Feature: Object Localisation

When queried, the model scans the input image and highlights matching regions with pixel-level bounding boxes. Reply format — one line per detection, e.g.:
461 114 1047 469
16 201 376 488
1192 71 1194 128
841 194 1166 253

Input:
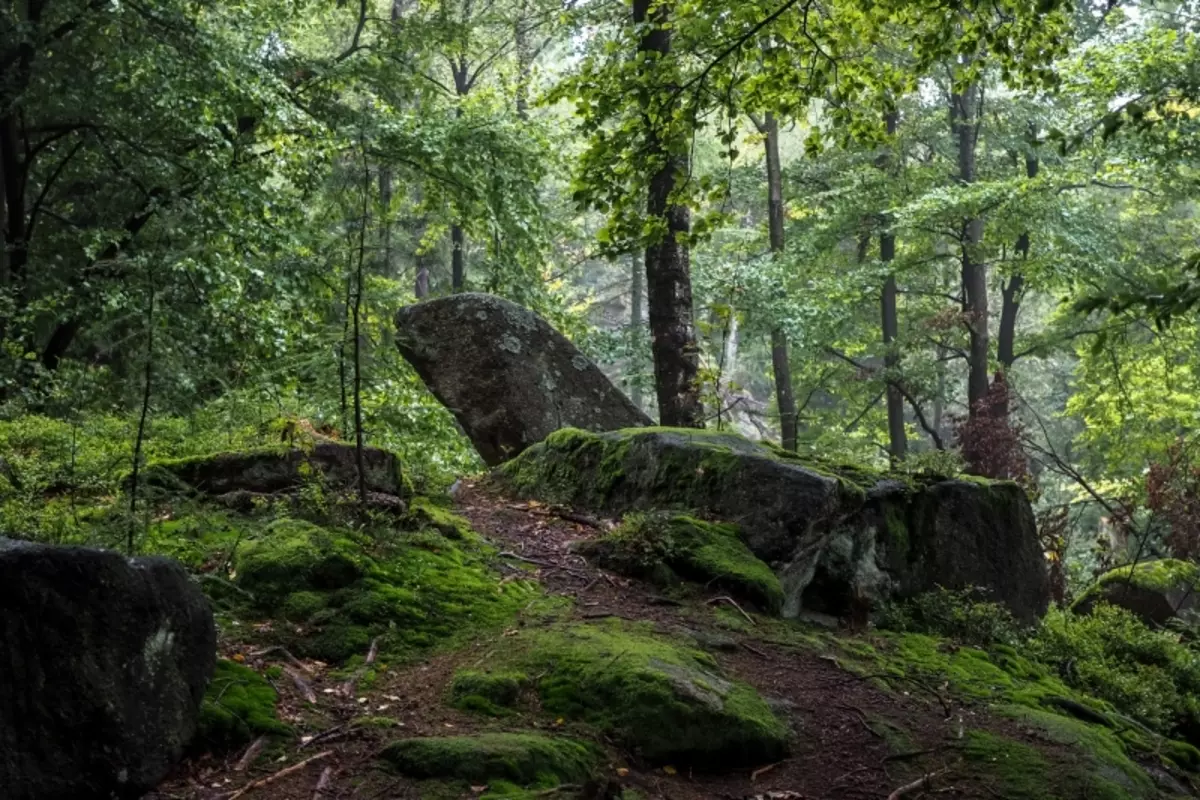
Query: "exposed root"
225 750 333 800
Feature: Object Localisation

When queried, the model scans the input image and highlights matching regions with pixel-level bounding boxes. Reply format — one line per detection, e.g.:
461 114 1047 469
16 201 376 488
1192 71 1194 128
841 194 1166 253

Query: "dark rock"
0 538 216 800
1072 559 1200 626
394 293 651 465
142 442 408 498
496 427 1050 622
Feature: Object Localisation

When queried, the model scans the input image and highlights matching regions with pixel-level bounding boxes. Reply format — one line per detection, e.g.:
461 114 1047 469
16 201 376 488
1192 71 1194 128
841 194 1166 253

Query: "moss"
407 496 479 543
964 730 1056 799
351 716 402 729
1093 559 1200 595
882 503 909 556
381 732 599 786
281 589 327 621
236 518 367 603
493 620 789 768
999 705 1154 798
195 659 291 752
450 670 527 715
577 513 783 613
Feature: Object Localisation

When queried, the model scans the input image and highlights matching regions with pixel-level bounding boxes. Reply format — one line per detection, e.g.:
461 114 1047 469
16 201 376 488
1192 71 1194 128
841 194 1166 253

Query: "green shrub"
878 586 1025 648
1027 604 1200 738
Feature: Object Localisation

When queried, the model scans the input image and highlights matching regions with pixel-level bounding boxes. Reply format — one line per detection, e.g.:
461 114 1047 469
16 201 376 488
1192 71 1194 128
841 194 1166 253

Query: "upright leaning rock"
0 538 216 800
395 293 651 465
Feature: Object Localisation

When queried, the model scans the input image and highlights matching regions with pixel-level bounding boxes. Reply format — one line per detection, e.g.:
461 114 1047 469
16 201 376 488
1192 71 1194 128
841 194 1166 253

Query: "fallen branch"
706 595 756 625
508 504 608 529
311 765 334 800
886 768 949 800
251 646 313 675
283 665 317 704
234 736 267 771
751 762 780 781
498 550 557 569
836 704 882 738
740 641 770 659
225 750 333 800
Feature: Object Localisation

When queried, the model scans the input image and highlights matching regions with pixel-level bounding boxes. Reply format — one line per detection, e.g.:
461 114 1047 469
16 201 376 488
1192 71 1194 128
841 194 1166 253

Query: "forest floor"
147 480 1157 800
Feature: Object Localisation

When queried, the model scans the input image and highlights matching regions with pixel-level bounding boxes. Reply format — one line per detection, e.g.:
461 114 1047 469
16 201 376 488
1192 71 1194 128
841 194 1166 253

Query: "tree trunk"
952 82 989 417
997 122 1038 375
630 252 645 411
379 167 394 277
633 0 702 428
762 112 797 450
514 1 532 120
879 109 906 462
450 224 465 291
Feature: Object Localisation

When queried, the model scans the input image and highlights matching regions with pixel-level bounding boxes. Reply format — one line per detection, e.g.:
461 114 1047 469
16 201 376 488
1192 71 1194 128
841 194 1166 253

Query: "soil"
147 480 1098 800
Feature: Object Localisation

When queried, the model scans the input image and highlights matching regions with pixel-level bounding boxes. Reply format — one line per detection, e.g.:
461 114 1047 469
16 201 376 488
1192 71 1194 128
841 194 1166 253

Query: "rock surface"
1073 559 1200 626
394 293 651 465
143 441 408 498
0 538 216 800
496 427 1050 622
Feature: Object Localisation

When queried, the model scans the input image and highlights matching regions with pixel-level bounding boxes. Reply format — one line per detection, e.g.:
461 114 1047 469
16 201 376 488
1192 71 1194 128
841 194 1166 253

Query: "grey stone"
0 538 216 799
395 293 651 465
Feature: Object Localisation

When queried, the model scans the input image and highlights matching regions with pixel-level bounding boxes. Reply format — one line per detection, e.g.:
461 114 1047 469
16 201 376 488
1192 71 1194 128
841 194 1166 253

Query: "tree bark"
630 251 645 411
633 0 702 428
514 1 532 120
760 112 797 450
450 224 465 291
952 81 989 417
997 122 1038 373
879 109 906 461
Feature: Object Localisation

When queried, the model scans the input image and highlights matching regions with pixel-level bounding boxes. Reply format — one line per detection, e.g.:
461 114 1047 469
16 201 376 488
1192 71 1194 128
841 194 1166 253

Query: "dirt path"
152 482 1047 800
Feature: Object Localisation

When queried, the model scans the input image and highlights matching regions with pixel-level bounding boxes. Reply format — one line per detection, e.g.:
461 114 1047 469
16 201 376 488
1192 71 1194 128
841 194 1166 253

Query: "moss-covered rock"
195 660 291 752
492 620 788 768
575 513 784 613
233 518 539 664
381 732 599 786
450 670 527 716
236 519 367 603
497 427 1049 623
1073 559 1200 627
140 441 410 499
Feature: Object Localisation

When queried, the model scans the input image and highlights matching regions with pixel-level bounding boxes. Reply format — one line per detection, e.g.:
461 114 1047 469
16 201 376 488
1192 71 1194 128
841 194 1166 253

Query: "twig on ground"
198 574 256 600
740 641 770 659
751 762 780 781
311 766 334 800
251 646 313 675
887 768 949 800
299 724 348 751
341 637 380 696
531 784 582 796
507 503 608 530
498 550 558 569
836 704 882 738
706 595 756 625
234 736 267 771
225 750 333 800
283 665 317 704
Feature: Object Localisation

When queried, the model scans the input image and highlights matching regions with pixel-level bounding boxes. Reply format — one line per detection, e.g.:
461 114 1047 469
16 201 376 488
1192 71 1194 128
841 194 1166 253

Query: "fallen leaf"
662 766 676 775
232 653 245 663
616 768 629 777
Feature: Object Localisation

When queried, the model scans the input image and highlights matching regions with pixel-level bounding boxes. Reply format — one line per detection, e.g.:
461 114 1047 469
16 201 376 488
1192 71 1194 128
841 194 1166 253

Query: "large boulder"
1073 559 1200 626
496 427 1050 622
0 538 216 800
394 293 651 465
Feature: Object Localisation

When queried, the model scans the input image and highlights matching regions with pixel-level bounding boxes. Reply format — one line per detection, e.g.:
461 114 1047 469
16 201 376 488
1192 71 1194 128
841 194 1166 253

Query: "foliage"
877 586 1025 648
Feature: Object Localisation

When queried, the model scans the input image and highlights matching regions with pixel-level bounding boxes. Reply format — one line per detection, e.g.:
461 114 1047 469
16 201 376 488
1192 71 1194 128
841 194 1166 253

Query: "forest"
6 0 1200 798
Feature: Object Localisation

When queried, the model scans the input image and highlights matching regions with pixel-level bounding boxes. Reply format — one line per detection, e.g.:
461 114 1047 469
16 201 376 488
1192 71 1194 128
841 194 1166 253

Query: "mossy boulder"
196 660 291 752
497 427 1049 622
395 293 651 466
496 620 789 768
141 441 410 499
574 513 784 613
382 732 599 788
233 518 539 663
1073 560 1200 627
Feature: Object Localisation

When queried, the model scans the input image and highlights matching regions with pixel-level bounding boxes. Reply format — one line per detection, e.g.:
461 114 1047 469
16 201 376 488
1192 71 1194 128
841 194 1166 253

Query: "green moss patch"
407 496 479 543
232 517 540 664
381 732 599 787
487 620 788 768
450 670 527 716
195 659 291 752
575 513 783 614
964 730 1057 799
